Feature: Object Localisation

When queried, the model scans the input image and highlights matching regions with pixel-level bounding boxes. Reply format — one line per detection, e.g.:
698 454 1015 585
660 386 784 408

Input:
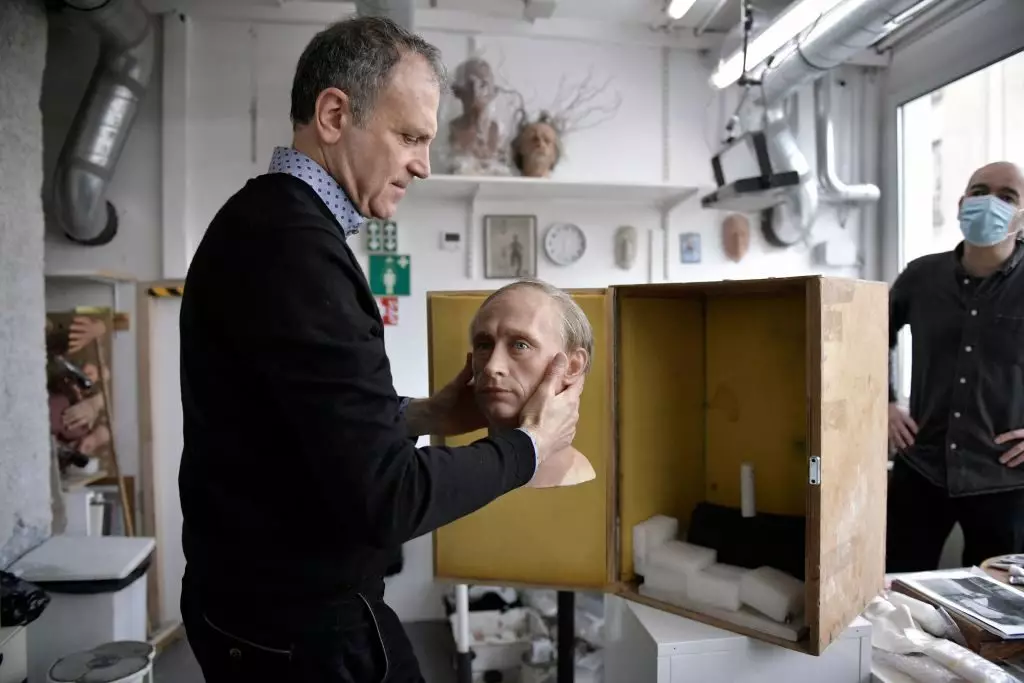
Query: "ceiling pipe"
756 0 925 107
814 76 880 203
739 0 919 243
53 0 155 246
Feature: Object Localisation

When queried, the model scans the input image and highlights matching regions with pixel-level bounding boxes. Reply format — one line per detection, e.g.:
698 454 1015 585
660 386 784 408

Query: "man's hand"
888 402 917 451
406 353 487 438
996 429 1024 467
518 353 584 465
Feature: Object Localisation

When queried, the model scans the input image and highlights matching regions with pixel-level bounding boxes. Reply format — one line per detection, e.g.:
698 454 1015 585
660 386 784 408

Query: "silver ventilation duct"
355 0 415 30
757 0 924 107
53 0 154 246
814 76 880 204
723 0 921 243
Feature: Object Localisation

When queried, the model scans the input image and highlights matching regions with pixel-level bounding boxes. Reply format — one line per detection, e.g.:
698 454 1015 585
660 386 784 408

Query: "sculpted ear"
564 347 588 381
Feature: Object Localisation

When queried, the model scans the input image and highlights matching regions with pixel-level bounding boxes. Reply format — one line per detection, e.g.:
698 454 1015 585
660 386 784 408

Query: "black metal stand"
557 591 575 683
455 651 473 683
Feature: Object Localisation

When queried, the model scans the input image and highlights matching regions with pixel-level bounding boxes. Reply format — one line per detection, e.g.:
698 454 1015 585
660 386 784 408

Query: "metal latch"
809 456 821 485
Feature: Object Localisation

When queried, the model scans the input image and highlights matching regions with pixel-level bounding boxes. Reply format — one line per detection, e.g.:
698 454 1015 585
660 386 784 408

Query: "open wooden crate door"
425 277 888 656
804 277 889 654
427 290 615 590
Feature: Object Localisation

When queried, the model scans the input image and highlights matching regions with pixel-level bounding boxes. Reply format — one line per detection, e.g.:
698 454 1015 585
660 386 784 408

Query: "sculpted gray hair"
290 15 447 128
473 278 594 373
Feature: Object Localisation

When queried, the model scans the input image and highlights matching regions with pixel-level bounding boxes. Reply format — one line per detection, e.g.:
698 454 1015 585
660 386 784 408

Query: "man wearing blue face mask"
887 161 1024 572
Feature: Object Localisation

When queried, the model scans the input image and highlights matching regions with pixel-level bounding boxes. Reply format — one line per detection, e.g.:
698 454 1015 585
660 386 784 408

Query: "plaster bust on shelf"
470 279 596 488
447 57 510 176
511 111 562 178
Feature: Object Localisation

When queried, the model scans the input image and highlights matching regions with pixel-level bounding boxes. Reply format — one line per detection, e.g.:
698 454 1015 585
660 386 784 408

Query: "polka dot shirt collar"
267 146 364 237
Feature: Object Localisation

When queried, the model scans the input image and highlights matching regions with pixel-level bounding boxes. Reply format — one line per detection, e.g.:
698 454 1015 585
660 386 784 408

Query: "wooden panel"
704 291 807 515
429 291 613 588
616 295 705 581
806 277 889 655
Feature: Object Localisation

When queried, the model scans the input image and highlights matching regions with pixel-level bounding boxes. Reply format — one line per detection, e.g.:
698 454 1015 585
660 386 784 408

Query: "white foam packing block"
641 565 687 595
632 515 679 575
638 584 806 643
739 567 805 624
686 564 748 612
648 540 717 576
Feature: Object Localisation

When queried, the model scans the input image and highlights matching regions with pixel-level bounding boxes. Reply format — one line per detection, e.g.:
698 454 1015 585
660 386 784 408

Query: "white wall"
40 7 880 624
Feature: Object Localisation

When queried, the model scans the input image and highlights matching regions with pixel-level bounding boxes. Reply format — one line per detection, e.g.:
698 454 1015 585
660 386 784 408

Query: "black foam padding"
686 502 806 581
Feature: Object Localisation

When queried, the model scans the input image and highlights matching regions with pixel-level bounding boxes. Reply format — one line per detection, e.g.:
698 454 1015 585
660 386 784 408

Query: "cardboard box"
426 276 889 655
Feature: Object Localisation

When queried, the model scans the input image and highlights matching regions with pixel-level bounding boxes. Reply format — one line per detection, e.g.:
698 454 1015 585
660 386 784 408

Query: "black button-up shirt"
890 239 1024 497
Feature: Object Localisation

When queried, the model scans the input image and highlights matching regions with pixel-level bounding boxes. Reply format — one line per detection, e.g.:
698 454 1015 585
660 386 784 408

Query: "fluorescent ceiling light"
667 0 698 21
709 0 846 90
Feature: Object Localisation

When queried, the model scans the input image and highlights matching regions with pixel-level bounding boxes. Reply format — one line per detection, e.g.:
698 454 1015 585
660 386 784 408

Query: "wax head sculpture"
722 213 751 263
470 279 596 488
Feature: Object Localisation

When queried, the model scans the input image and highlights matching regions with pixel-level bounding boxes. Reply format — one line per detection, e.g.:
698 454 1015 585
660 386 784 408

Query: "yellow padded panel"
704 292 807 516
429 291 612 589
617 296 706 582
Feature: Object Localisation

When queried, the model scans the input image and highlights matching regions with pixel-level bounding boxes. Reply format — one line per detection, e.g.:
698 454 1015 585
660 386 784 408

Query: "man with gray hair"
470 278 596 487
177 16 583 682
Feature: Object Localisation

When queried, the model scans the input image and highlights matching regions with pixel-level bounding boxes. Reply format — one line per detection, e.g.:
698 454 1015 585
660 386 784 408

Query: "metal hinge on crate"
809 456 822 485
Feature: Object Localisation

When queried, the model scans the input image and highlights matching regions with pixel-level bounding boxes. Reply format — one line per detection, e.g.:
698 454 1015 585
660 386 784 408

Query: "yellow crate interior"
615 283 809 584
429 291 614 589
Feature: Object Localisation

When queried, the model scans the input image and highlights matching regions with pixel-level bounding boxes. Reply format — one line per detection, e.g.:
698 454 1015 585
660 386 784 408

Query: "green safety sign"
368 254 411 296
365 219 399 253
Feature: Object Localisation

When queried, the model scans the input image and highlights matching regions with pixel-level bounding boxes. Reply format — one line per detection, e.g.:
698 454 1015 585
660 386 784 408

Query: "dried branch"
546 68 623 136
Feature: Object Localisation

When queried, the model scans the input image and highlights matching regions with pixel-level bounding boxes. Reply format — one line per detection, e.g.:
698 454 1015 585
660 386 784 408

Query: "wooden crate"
426 276 889 655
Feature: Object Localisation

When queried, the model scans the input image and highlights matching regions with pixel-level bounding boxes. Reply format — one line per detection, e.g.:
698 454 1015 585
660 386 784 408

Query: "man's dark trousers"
886 457 1024 572
181 576 425 682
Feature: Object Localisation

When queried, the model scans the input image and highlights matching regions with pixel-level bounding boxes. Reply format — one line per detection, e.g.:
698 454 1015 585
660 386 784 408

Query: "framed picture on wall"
680 232 702 264
484 215 537 279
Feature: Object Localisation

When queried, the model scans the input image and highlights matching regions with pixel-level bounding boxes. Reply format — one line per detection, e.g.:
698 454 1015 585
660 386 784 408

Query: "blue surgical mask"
958 195 1018 246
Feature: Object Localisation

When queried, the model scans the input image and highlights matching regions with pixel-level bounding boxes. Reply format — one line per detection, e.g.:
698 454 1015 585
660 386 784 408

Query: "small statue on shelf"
447 57 512 177
510 69 622 178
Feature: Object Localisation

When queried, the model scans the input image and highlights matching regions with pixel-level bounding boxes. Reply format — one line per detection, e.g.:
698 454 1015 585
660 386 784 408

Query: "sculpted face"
515 121 559 178
722 213 750 263
315 52 439 220
470 287 586 428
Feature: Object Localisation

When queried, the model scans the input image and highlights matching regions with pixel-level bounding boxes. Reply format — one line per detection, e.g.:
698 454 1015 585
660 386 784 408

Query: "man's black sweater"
178 173 535 603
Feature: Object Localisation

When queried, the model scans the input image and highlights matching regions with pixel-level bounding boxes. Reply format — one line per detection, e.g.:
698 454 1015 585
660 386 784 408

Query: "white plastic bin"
9 535 155 683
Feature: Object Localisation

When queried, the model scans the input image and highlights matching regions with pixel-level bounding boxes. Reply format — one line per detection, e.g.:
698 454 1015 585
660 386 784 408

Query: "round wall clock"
543 222 587 266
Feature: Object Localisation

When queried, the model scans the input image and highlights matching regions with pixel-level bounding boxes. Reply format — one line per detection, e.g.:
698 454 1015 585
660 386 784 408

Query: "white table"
602 596 874 683
0 626 28 683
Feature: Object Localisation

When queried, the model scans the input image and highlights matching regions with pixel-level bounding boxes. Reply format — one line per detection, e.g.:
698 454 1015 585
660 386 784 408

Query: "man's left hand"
996 429 1024 467
422 353 487 437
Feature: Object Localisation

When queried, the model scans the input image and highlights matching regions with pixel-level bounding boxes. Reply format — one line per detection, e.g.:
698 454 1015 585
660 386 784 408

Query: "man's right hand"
519 353 584 465
888 402 918 451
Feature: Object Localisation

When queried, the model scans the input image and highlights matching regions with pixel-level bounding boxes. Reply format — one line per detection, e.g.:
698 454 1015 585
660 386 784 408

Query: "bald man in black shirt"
887 161 1024 572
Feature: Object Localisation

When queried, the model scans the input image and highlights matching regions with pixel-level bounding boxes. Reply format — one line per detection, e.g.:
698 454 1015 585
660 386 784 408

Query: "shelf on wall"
44 270 137 284
409 174 701 212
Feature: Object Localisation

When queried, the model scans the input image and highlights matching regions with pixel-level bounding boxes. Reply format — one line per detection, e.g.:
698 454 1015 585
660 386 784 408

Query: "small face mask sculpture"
958 195 1021 247
513 117 560 178
722 213 751 263
470 285 595 488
